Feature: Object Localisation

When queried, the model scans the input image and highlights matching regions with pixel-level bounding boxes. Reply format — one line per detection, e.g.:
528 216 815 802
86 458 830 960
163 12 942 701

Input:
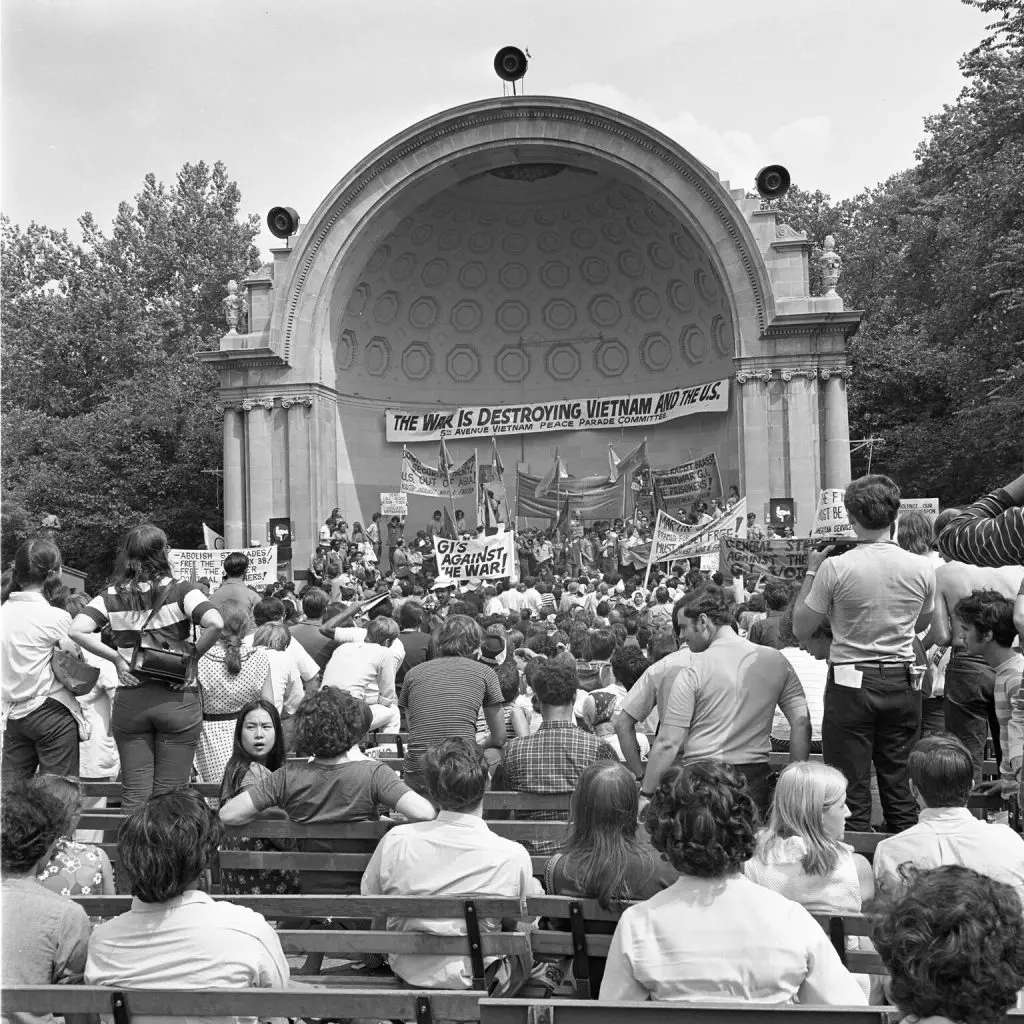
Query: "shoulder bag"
51 641 101 697
129 580 198 688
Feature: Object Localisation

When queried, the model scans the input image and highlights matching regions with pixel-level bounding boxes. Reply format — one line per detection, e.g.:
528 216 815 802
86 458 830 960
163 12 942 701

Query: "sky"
2 0 991 257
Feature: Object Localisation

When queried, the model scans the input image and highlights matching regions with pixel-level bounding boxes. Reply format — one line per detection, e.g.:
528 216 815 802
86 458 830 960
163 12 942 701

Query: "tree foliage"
765 0 1024 503
1 161 261 584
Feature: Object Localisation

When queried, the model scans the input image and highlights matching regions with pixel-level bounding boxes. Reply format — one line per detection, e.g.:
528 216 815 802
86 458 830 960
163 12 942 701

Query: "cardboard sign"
720 535 816 582
380 493 408 517
386 381 730 442
169 547 278 587
812 489 856 540
434 533 516 581
900 498 939 517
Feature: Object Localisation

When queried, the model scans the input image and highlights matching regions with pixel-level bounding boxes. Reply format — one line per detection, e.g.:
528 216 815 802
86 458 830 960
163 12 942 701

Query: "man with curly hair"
2 779 91 1021
874 865 1024 1024
600 760 865 1004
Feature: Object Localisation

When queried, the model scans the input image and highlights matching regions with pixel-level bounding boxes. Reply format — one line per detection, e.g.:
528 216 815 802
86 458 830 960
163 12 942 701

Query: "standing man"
639 587 810 816
386 516 405 574
208 553 259 613
794 474 935 834
924 507 1022 781
367 512 382 566
454 509 467 536
427 510 444 541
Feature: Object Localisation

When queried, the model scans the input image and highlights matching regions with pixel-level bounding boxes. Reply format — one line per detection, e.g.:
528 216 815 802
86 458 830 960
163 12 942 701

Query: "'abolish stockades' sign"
169 547 278 587
434 533 515 581
386 381 729 442
720 535 815 581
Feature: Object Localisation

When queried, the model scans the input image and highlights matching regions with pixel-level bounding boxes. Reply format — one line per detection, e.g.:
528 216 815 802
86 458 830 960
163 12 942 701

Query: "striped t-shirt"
82 577 214 666
399 656 503 775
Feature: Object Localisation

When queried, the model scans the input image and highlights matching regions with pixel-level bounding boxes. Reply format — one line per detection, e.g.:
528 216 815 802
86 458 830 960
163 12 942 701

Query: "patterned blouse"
37 837 108 897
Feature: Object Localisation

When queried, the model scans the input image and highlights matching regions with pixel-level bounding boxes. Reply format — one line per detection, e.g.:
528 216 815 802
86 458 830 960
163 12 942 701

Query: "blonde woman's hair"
757 760 848 876
252 621 290 652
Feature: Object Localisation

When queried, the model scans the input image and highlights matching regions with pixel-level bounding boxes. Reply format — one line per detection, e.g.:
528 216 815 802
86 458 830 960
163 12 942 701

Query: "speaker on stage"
494 46 528 83
267 207 300 240
754 165 791 201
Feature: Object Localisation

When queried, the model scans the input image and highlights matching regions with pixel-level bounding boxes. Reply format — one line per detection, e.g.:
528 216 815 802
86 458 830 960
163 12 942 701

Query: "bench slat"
480 1001 894 1024
277 928 528 956
2 986 482 1020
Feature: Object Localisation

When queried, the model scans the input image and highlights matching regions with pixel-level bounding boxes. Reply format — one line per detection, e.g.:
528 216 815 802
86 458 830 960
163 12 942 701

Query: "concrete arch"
269 96 775 382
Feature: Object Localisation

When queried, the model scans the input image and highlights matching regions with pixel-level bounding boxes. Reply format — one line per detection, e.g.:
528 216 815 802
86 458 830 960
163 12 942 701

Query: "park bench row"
0 988 905 1024
70 893 888 982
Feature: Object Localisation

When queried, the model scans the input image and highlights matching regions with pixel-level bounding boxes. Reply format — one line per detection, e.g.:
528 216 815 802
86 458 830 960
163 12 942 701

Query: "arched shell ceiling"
333 166 734 403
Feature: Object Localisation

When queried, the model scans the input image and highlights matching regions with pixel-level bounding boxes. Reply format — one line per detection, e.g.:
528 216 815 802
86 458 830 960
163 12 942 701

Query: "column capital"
779 367 819 382
735 369 774 386
820 366 853 381
280 394 315 409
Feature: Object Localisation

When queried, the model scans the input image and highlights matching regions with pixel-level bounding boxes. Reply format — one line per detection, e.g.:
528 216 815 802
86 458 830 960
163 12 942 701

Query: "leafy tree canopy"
2 161 261 584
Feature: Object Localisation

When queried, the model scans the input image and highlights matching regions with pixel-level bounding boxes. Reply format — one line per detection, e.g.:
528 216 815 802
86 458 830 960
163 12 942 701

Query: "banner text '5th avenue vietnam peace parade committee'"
385 380 729 443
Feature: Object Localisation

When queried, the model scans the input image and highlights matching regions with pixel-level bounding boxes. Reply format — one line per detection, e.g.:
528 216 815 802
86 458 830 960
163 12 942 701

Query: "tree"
1 161 261 585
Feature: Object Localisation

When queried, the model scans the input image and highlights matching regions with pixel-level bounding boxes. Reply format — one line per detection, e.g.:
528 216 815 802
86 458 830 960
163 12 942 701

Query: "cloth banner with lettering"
435 533 516 581
650 452 723 509
671 498 748 571
169 547 278 588
646 509 699 565
401 447 477 498
515 470 626 521
812 489 857 540
385 381 729 442
719 535 816 582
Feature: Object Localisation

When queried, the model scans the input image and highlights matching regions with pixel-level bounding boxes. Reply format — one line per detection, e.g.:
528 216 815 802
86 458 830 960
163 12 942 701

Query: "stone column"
738 373 772 521
823 369 852 488
222 407 245 548
783 369 821 536
244 398 276 547
283 396 315 574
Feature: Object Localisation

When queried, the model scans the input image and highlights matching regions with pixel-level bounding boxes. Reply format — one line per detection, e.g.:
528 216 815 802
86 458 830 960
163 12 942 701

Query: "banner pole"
643 509 661 591
474 448 480 531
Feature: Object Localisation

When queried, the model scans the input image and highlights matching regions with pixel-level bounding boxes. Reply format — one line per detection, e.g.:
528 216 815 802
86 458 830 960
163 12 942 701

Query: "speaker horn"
267 206 300 240
754 165 791 201
494 46 528 83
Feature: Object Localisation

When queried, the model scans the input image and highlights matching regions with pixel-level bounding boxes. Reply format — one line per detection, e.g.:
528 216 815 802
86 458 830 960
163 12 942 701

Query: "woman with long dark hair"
218 698 298 896
543 760 676 994
2 539 88 778
69 524 223 815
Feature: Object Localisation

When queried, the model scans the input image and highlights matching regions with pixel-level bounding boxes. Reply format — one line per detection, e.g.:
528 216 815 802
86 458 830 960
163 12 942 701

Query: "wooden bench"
766 751 1001 777
2 985 482 1023
479 1001 895 1023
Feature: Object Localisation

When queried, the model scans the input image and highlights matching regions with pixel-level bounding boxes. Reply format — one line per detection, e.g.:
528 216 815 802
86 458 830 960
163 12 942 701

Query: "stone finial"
223 279 241 334
820 236 842 297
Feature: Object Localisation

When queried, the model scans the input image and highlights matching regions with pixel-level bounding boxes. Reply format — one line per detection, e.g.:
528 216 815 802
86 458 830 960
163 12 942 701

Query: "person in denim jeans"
69 525 222 816
794 476 936 834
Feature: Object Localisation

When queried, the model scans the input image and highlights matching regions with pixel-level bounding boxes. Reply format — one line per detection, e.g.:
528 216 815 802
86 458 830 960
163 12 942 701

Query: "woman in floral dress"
195 601 272 787
218 698 298 895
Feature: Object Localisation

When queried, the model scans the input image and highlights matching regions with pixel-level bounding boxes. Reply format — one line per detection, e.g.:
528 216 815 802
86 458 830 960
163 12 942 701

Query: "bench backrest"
480 1001 895 1023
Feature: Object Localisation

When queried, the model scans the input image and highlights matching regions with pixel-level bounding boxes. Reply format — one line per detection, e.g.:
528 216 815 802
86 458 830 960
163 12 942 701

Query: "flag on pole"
607 438 649 484
202 523 224 550
534 449 568 498
490 436 504 479
438 438 454 487
555 495 571 537
441 506 458 539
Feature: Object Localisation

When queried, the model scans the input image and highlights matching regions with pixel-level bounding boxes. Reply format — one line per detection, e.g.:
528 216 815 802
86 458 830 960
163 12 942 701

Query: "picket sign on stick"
434 533 516 581
812 489 857 540
169 547 278 588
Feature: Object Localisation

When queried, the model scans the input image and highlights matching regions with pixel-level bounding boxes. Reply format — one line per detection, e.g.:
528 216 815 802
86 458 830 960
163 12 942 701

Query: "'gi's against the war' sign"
434 533 516 581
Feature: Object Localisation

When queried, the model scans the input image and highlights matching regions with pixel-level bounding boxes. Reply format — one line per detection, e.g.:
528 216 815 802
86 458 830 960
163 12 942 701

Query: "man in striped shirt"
938 471 1024 569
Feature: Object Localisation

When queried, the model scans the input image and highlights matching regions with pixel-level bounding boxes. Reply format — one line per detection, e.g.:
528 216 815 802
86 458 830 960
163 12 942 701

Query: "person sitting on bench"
599 760 866 1005
362 737 541 994
86 788 290 1008
874 865 1024 1024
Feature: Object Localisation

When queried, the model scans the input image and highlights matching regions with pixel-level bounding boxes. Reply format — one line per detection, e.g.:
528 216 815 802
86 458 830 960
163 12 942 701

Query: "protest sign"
646 509 697 566
380 492 408 517
650 452 723 508
720 535 816 582
812 489 856 540
386 380 729 442
434 533 516 581
401 448 476 498
169 547 278 587
900 498 939 517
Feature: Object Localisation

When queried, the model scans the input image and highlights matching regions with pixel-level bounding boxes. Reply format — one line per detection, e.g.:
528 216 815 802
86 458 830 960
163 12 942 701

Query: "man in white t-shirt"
322 617 402 730
794 475 936 833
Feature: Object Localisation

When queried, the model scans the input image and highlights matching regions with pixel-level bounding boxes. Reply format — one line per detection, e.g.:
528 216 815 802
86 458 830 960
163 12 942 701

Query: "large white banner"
648 509 698 565
435 533 516 581
386 381 729 442
401 448 477 498
675 498 748 571
169 547 278 588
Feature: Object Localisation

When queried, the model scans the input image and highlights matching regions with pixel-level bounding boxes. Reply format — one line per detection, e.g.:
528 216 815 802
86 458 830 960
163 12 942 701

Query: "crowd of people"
2 468 1024 1019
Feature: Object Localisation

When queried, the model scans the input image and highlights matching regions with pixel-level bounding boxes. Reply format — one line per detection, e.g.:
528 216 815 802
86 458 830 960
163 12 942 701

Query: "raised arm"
937 473 1024 567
